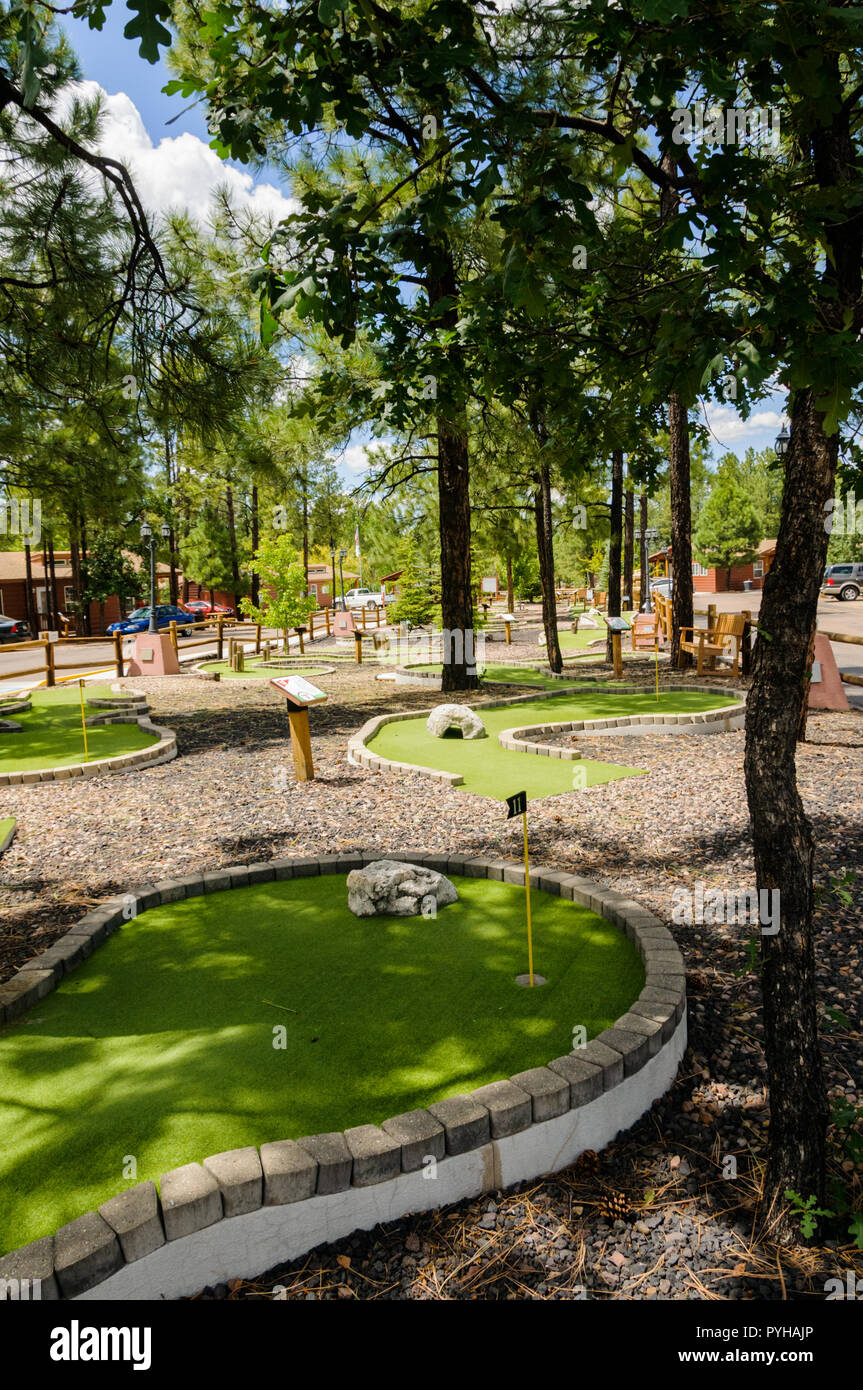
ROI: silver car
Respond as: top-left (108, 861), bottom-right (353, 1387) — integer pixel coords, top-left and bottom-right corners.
top-left (821, 563), bottom-right (863, 601)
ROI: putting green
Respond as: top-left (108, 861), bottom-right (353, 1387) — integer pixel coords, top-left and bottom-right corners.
top-left (0, 686), bottom-right (158, 773)
top-left (0, 816), bottom-right (14, 849)
top-left (0, 874), bottom-right (644, 1253)
top-left (199, 661), bottom-right (331, 680)
top-left (368, 689), bottom-right (739, 800)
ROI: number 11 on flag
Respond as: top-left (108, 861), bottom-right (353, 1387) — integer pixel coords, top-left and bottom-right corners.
top-left (506, 791), bottom-right (534, 986)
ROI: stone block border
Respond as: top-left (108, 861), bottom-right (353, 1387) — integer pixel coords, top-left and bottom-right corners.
top-left (0, 817), bottom-right (15, 856)
top-left (191, 658), bottom-right (337, 681)
top-left (0, 851), bottom-right (686, 1302)
top-left (0, 693), bottom-right (176, 787)
top-left (348, 684), bottom-right (745, 784)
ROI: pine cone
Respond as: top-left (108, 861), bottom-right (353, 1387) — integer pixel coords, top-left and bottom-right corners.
top-left (598, 1190), bottom-right (631, 1222)
top-left (577, 1149), bottom-right (600, 1175)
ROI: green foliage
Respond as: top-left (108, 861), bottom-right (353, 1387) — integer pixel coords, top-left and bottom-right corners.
top-left (81, 533), bottom-right (139, 608)
top-left (240, 535), bottom-right (317, 632)
top-left (511, 551), bottom-right (541, 601)
top-left (694, 471), bottom-right (762, 581)
top-left (388, 539), bottom-right (438, 628)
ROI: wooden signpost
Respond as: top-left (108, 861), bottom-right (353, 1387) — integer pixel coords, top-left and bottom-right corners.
top-left (269, 675), bottom-right (328, 782)
top-left (605, 614), bottom-right (631, 680)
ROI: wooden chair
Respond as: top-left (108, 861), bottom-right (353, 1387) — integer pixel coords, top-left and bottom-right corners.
top-left (679, 612), bottom-right (746, 676)
top-left (631, 613), bottom-right (659, 650)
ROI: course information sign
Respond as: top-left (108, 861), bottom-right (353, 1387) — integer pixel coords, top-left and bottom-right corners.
top-left (269, 675), bottom-right (328, 707)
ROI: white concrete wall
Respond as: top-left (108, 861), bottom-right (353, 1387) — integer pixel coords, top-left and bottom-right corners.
top-left (78, 1015), bottom-right (687, 1302)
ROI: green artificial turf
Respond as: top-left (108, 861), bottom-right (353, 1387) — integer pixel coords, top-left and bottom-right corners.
top-left (0, 686), bottom-right (158, 773)
top-left (369, 689), bottom-right (740, 801)
top-left (0, 817), bottom-right (15, 852)
top-left (408, 662), bottom-right (588, 689)
top-left (0, 874), bottom-right (644, 1252)
top-left (199, 660), bottom-right (331, 680)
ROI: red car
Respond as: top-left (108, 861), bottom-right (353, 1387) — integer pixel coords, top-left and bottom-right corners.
top-left (182, 601), bottom-right (234, 619)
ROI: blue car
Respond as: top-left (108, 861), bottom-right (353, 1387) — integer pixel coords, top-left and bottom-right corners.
top-left (107, 605), bottom-right (195, 637)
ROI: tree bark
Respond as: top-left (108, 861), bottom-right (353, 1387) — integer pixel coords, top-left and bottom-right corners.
top-left (428, 246), bottom-right (477, 692)
top-left (606, 448), bottom-right (623, 663)
top-left (23, 542), bottom-right (37, 634)
top-left (668, 392), bottom-right (694, 667)
top-left (79, 519), bottom-right (91, 635)
top-left (69, 529), bottom-right (82, 636)
top-left (225, 483), bottom-right (241, 613)
top-left (529, 405), bottom-right (562, 673)
top-left (165, 435), bottom-right (179, 607)
top-left (623, 487), bottom-right (634, 609)
top-left (47, 534), bottom-right (58, 630)
top-left (506, 555), bottom-right (514, 612)
top-left (251, 484), bottom-right (260, 609)
top-left (744, 389), bottom-right (834, 1239)
top-left (639, 493), bottom-right (648, 611)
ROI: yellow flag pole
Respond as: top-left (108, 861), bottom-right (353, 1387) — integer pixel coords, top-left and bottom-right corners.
top-left (79, 679), bottom-right (89, 762)
top-left (522, 809), bottom-right (534, 986)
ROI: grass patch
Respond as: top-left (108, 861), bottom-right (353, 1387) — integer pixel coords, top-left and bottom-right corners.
top-left (199, 661), bottom-right (332, 680)
top-left (409, 662), bottom-right (591, 690)
top-left (0, 686), bottom-right (158, 774)
top-left (0, 874), bottom-right (644, 1252)
top-left (369, 689), bottom-right (739, 800)
top-left (0, 816), bottom-right (15, 852)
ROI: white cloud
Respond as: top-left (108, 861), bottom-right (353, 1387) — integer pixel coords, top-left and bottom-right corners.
top-left (333, 443), bottom-right (377, 476)
top-left (700, 405), bottom-right (785, 443)
top-left (66, 81), bottom-right (295, 226)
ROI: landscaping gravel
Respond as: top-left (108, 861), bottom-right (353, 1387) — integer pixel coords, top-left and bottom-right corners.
top-left (1, 612), bottom-right (860, 1300)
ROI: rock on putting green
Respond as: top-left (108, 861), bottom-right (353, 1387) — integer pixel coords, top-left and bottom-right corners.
top-left (0, 873), bottom-right (644, 1253)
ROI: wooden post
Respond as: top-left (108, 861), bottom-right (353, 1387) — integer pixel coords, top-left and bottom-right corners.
top-left (376, 605), bottom-right (382, 628)
top-left (612, 630), bottom-right (623, 679)
top-left (325, 607), bottom-right (331, 637)
top-left (504, 619), bottom-right (512, 645)
top-left (287, 706), bottom-right (314, 781)
top-left (217, 616), bottom-right (224, 661)
top-left (43, 634), bottom-right (55, 687)
top-left (354, 631), bottom-right (363, 664)
top-left (742, 609), bottom-right (752, 677)
top-left (113, 632), bottom-right (124, 678)
top-left (297, 628), bottom-right (305, 655)
top-left (308, 613), bottom-right (314, 642)
top-left (169, 620), bottom-right (178, 655)
top-left (255, 623), bottom-right (261, 654)
top-left (707, 603), bottom-right (716, 634)
top-left (361, 606), bottom-right (367, 630)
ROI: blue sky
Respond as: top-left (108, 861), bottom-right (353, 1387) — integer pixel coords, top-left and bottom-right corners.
top-left (58, 6), bottom-right (785, 471)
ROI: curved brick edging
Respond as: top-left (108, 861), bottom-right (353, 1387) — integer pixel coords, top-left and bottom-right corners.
top-left (499, 690), bottom-right (746, 755)
top-left (0, 852), bottom-right (686, 1301)
top-left (191, 659), bottom-right (337, 681)
top-left (347, 684), bottom-right (746, 783)
top-left (0, 694), bottom-right (176, 787)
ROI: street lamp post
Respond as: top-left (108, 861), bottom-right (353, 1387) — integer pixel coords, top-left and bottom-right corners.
top-left (338, 548), bottom-right (348, 609)
top-left (140, 521), bottom-right (171, 634)
top-left (635, 526), bottom-right (660, 612)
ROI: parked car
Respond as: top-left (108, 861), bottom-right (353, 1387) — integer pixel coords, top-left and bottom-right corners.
top-left (181, 600), bottom-right (234, 620)
top-left (821, 563), bottom-right (863, 601)
top-left (106, 605), bottom-right (195, 637)
top-left (343, 587), bottom-right (385, 611)
top-left (0, 614), bottom-right (31, 643)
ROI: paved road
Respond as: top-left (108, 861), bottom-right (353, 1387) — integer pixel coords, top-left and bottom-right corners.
top-left (689, 590), bottom-right (863, 679)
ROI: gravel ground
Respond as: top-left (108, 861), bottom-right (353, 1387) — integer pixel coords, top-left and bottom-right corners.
top-left (2, 613), bottom-right (861, 1300)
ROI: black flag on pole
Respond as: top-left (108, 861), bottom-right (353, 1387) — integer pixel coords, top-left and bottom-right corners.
top-left (506, 790), bottom-right (527, 819)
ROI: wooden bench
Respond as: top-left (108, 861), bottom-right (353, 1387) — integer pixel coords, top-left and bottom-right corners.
top-left (679, 613), bottom-right (746, 676)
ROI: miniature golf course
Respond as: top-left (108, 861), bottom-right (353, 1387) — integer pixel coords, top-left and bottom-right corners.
top-left (368, 689), bottom-right (741, 800)
top-left (407, 663), bottom-right (603, 689)
top-left (0, 686), bottom-right (158, 774)
top-left (199, 660), bottom-right (333, 680)
top-left (0, 874), bottom-right (644, 1252)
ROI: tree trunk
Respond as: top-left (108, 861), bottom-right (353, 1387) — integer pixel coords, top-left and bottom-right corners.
top-left (225, 483), bottom-right (241, 608)
top-left (80, 518), bottom-right (91, 635)
top-left (623, 487), bottom-right (634, 609)
top-left (668, 393), bottom-right (694, 667)
top-left (744, 389), bottom-right (835, 1240)
top-left (251, 484), bottom-right (260, 609)
top-left (165, 435), bottom-right (179, 607)
top-left (428, 245), bottom-right (477, 692)
top-left (23, 542), bottom-right (37, 634)
top-left (506, 555), bottom-right (514, 612)
top-left (529, 405), bottom-right (562, 673)
top-left (797, 623), bottom-right (818, 743)
top-left (639, 493), bottom-right (648, 611)
top-left (606, 448), bottom-right (623, 663)
top-left (69, 529), bottom-right (82, 636)
top-left (47, 534), bottom-right (58, 630)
